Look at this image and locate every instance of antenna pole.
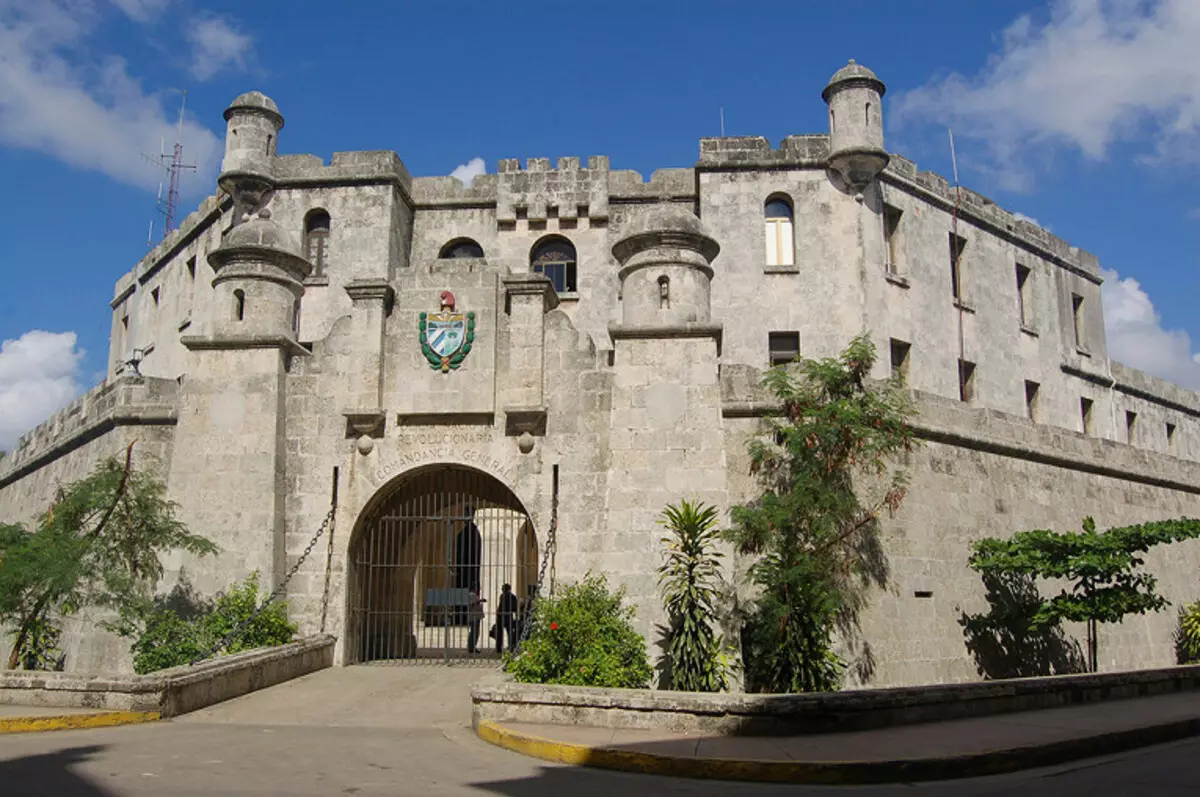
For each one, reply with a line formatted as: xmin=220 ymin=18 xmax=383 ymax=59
xmin=143 ymin=89 xmax=197 ymax=244
xmin=949 ymin=128 xmax=966 ymax=377
xmin=720 ymin=107 xmax=725 ymax=137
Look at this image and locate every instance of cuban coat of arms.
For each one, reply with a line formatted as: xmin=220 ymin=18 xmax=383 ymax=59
xmin=419 ymin=290 xmax=475 ymax=372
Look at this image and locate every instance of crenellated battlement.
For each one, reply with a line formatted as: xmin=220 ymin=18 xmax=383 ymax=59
xmin=0 ymin=377 xmax=179 ymax=482
xmin=494 ymin=155 xmax=611 ymax=224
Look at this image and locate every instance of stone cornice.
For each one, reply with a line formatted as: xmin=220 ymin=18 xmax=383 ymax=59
xmin=344 ymin=279 xmax=395 ymax=304
xmin=502 ymin=274 xmax=560 ymax=312
xmin=609 ymin=323 xmax=723 ymax=354
xmin=181 ymin=334 xmax=311 ymax=357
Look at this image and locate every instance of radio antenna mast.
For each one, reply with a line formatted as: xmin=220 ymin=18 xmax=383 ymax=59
xmin=143 ymin=89 xmax=197 ymax=244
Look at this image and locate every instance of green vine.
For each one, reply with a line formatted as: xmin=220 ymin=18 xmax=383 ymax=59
xmin=419 ymin=311 xmax=475 ymax=373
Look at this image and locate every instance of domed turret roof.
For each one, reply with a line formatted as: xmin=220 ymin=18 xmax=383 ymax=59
xmin=223 ymin=209 xmax=302 ymax=258
xmin=224 ymin=91 xmax=283 ymax=124
xmin=611 ymin=204 xmax=720 ymax=264
xmin=822 ymin=59 xmax=886 ymax=101
xmin=622 ymin=205 xmax=713 ymax=240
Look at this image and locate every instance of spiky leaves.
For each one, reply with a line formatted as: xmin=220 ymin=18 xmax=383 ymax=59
xmin=658 ymin=499 xmax=728 ymax=692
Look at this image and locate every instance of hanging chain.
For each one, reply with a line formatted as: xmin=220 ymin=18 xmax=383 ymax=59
xmin=319 ymin=503 xmax=338 ymax=634
xmin=189 ymin=504 xmax=336 ymax=666
xmin=516 ymin=489 xmax=558 ymax=650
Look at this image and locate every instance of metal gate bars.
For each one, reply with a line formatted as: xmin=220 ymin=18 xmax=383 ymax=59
xmin=349 ymin=465 xmax=538 ymax=665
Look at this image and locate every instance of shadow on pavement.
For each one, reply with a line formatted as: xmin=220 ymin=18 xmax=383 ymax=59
xmin=0 ymin=745 xmax=118 ymax=797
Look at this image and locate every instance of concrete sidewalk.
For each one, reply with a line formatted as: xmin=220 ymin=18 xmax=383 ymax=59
xmin=477 ymin=690 xmax=1200 ymax=784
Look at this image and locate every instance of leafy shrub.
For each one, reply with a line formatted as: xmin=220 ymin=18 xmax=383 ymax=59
xmin=504 ymin=573 xmax=652 ymax=688
xmin=1177 ymin=601 xmax=1200 ymax=664
xmin=131 ymin=572 xmax=297 ymax=674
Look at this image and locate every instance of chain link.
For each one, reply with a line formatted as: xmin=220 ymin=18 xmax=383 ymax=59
xmin=189 ymin=505 xmax=336 ymax=666
xmin=515 ymin=490 xmax=558 ymax=650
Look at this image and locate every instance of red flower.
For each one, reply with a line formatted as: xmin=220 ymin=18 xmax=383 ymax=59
xmin=550 ymin=622 xmax=559 ymax=630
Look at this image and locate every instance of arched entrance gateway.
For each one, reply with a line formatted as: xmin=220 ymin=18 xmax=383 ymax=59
xmin=347 ymin=464 xmax=538 ymax=663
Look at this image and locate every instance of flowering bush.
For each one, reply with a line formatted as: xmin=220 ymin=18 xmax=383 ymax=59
xmin=503 ymin=573 xmax=652 ymax=688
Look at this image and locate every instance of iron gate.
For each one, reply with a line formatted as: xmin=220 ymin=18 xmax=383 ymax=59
xmin=349 ymin=465 xmax=538 ymax=664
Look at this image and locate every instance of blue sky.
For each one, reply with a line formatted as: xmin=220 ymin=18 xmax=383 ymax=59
xmin=2 ymin=0 xmax=1199 ymax=450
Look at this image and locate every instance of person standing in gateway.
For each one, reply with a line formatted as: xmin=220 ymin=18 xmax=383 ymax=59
xmin=495 ymin=583 xmax=519 ymax=654
xmin=466 ymin=585 xmax=485 ymax=654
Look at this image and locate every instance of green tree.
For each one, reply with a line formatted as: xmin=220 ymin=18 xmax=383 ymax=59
xmin=725 ymin=334 xmax=916 ymax=693
xmin=1175 ymin=601 xmax=1200 ymax=665
xmin=969 ymin=517 xmax=1200 ymax=672
xmin=0 ymin=445 xmax=218 ymax=669
xmin=657 ymin=499 xmax=728 ymax=692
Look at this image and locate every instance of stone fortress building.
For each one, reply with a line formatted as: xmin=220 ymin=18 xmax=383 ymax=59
xmin=3 ymin=60 xmax=1199 ymax=686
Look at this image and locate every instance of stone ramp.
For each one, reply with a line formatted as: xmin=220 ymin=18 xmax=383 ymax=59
xmin=177 ymin=664 xmax=502 ymax=729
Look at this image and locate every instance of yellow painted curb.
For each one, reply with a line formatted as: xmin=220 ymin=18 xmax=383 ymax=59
xmin=475 ymin=720 xmax=861 ymax=784
xmin=0 ymin=710 xmax=160 ymax=735
xmin=475 ymin=717 xmax=1200 ymax=785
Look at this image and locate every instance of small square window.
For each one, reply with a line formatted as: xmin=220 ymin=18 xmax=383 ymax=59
xmin=1081 ymin=397 xmax=1094 ymax=435
xmin=768 ymin=332 xmax=800 ymax=367
xmin=1024 ymin=380 xmax=1040 ymax=422
xmin=889 ymin=339 xmax=911 ymax=384
xmin=958 ymin=359 xmax=976 ymax=403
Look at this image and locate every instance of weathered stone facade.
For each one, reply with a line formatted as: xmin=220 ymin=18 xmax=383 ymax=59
xmin=3 ymin=61 xmax=1200 ymax=687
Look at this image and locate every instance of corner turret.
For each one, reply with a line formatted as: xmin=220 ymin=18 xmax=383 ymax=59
xmin=220 ymin=91 xmax=283 ymax=223
xmin=822 ymin=60 xmax=889 ymax=194
xmin=207 ymin=207 xmax=311 ymax=340
xmin=612 ymin=206 xmax=720 ymax=326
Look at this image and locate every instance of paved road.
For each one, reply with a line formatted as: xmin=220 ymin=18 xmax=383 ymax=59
xmin=2 ymin=666 xmax=1197 ymax=796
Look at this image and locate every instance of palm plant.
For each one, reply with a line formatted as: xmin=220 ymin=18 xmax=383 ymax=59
xmin=657 ymin=499 xmax=728 ymax=692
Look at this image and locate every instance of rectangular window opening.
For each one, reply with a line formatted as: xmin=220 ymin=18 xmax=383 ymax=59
xmin=884 ymin=205 xmax=903 ymax=273
xmin=151 ymin=287 xmax=160 ymax=307
xmin=768 ymin=331 xmax=800 ymax=367
xmin=1072 ymin=293 xmax=1086 ymax=350
xmin=1016 ymin=264 xmax=1032 ymax=327
xmin=1167 ymin=422 xmax=1177 ymax=452
xmin=949 ymin=233 xmax=967 ymax=300
xmin=186 ymin=256 xmax=196 ymax=282
xmin=1024 ymin=380 xmax=1040 ymax=422
xmin=958 ymin=359 xmax=976 ymax=403
xmin=1126 ymin=410 xmax=1138 ymax=444
xmin=889 ymin=338 xmax=911 ymax=384
xmin=1081 ymin=397 xmax=1094 ymax=435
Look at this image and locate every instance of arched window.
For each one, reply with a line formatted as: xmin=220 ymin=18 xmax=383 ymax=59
xmin=234 ymin=289 xmax=245 ymax=321
xmin=530 ymin=237 xmax=577 ymax=293
xmin=439 ymin=238 xmax=485 ymax=259
xmin=304 ymin=210 xmax=331 ymax=276
xmin=764 ymin=197 xmax=794 ymax=267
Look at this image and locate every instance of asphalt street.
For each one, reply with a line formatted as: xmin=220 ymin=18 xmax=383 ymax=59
xmin=2 ymin=666 xmax=1197 ymax=796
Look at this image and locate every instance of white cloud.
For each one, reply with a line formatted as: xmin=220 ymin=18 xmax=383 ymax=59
xmin=1101 ymin=267 xmax=1200 ymax=390
xmin=0 ymin=0 xmax=222 ymax=193
xmin=450 ymin=157 xmax=486 ymax=186
xmin=1012 ymin=212 xmax=1046 ymax=229
xmin=186 ymin=14 xmax=253 ymax=81
xmin=1187 ymin=207 xmax=1200 ymax=220
xmin=0 ymin=330 xmax=85 ymax=453
xmin=892 ymin=0 xmax=1200 ymax=189
xmin=107 ymin=0 xmax=168 ymax=23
